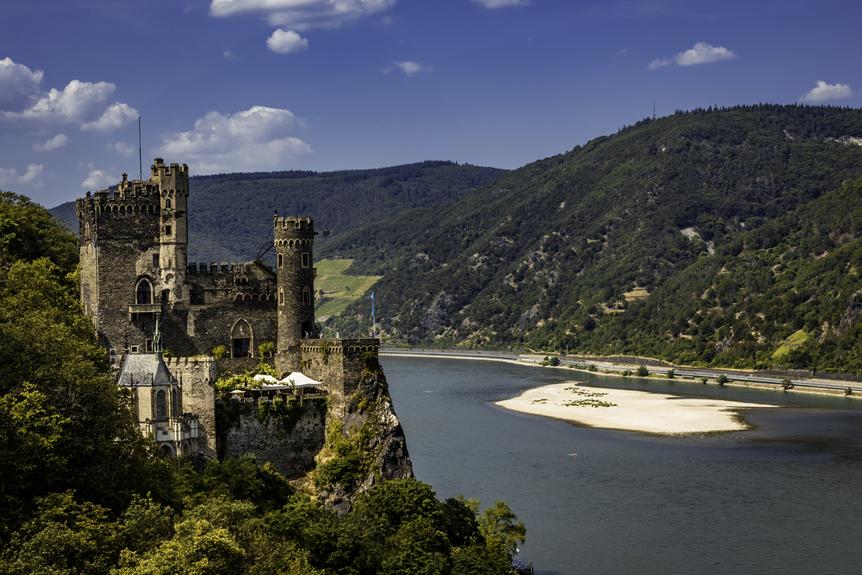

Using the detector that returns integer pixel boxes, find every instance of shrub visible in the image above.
[636,365,649,377]
[717,374,729,385]
[212,344,227,360]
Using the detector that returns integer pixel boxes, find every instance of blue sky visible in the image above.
[1,0,860,207]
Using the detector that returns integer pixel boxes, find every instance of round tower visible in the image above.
[150,158,189,305]
[274,216,318,371]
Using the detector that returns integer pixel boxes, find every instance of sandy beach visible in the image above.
[495,382,775,434]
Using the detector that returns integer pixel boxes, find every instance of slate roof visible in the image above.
[117,353,173,387]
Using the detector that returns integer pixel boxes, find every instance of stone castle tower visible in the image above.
[150,159,189,305]
[274,216,320,372]
[77,158,190,356]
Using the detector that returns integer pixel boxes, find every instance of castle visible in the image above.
[76,159,382,463]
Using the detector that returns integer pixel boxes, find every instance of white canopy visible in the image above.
[285,371,323,388]
[252,372,323,389]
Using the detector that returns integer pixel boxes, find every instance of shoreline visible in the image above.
[380,350,861,400]
[495,382,775,435]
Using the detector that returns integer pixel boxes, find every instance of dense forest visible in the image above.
[51,161,506,262]
[0,192,525,574]
[324,105,862,373]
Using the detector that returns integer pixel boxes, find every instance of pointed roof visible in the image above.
[117,353,173,387]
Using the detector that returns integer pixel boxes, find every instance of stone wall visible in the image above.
[167,357,218,460]
[299,339,380,397]
[218,396,327,478]
[181,304,278,358]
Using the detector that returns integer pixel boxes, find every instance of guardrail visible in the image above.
[380,347,861,395]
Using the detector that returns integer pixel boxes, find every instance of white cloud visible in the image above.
[0,56,43,109]
[210,0,396,31]
[801,80,852,103]
[0,163,44,188]
[647,58,671,70]
[18,163,43,186]
[110,141,136,157]
[648,42,735,70]
[267,28,309,53]
[33,133,68,152]
[224,50,235,59]
[0,62,138,133]
[81,102,138,131]
[18,79,115,122]
[473,0,530,8]
[157,105,312,173]
[81,167,115,190]
[393,60,425,76]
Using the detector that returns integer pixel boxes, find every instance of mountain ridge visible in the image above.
[325,105,862,373]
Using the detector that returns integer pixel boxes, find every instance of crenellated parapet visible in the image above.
[299,338,380,397]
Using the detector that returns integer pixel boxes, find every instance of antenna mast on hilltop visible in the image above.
[138,116,143,180]
[370,291,376,337]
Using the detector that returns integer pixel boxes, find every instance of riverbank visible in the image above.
[495,382,775,434]
[380,349,862,399]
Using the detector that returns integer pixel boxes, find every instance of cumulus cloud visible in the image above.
[18,163,43,185]
[0,163,44,188]
[0,59,138,133]
[801,80,852,103]
[110,141,136,157]
[81,167,115,190]
[649,42,735,70]
[0,57,43,109]
[473,0,530,8]
[267,28,309,53]
[210,0,396,30]
[157,105,312,173]
[81,102,138,131]
[391,60,426,76]
[17,79,115,122]
[33,133,68,152]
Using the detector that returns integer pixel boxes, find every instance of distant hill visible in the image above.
[50,161,507,262]
[325,105,862,373]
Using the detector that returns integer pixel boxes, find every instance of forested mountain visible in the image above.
[326,105,862,373]
[51,161,506,261]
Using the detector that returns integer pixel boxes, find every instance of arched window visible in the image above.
[155,389,167,420]
[231,319,253,358]
[136,278,153,305]
[165,198,172,209]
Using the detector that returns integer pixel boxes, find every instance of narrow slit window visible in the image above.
[278,253,283,268]
[279,289,285,306]
[301,252,310,268]
[164,225,172,236]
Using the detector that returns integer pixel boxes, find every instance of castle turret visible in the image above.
[150,158,189,305]
[274,216,318,372]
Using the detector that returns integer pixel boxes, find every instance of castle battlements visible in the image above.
[164,356,218,369]
[300,339,380,356]
[187,262,269,275]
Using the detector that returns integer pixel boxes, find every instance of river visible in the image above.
[381,356,862,575]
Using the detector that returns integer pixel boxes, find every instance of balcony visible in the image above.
[128,304,161,319]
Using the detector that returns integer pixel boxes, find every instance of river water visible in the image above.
[381,356,862,575]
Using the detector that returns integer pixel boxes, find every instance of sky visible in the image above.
[1,0,860,207]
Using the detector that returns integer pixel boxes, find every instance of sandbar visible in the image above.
[495,382,775,434]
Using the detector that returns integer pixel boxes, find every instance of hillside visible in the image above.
[51,161,506,262]
[325,105,862,373]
